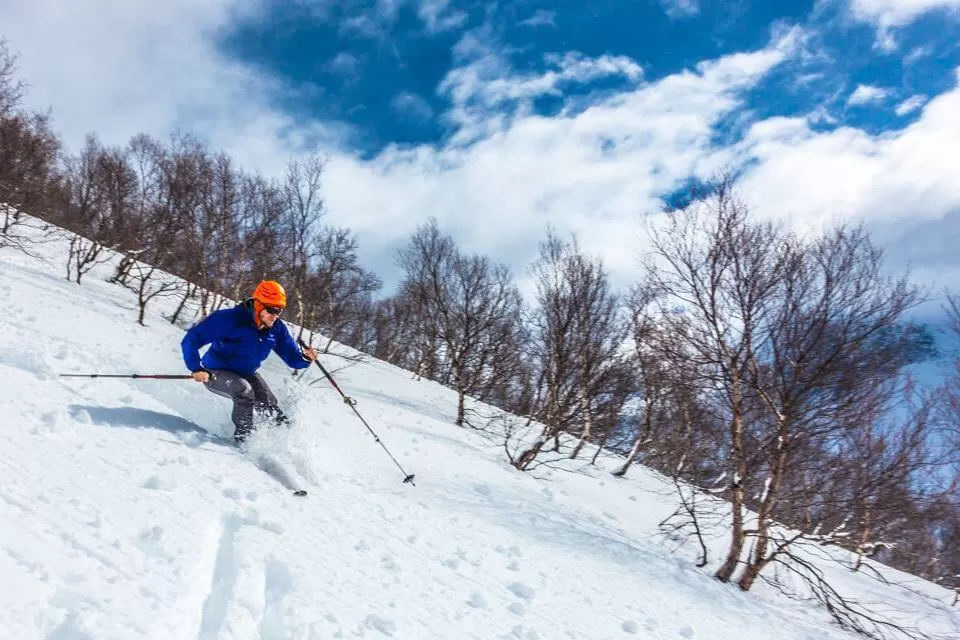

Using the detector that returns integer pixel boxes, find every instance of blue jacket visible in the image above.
[181,300,310,376]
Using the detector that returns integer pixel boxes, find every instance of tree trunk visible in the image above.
[591,428,612,465]
[456,389,466,426]
[169,283,194,325]
[515,435,548,470]
[613,398,655,476]
[110,253,135,285]
[570,382,593,459]
[715,374,747,583]
[853,504,873,572]
[736,422,788,590]
[736,555,770,591]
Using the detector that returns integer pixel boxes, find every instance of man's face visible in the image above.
[259,305,284,328]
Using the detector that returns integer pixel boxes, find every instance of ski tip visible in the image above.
[293,490,308,497]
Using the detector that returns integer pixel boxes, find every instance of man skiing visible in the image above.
[180,280,318,444]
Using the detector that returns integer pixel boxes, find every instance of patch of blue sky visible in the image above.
[218,1,959,156]
[708,3,959,147]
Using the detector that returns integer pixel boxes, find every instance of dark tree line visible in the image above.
[2,37,958,632]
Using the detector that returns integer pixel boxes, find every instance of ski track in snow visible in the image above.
[1,228,958,639]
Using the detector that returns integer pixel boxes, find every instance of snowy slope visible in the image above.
[1,230,958,640]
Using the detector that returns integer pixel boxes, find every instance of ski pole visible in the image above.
[59,373,196,379]
[298,339,416,486]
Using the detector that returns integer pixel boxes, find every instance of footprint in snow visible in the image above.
[504,625,540,640]
[35,411,64,434]
[136,526,167,557]
[142,475,175,491]
[495,545,523,558]
[506,582,535,614]
[380,555,400,573]
[363,613,396,636]
[45,611,95,640]
[466,592,487,609]
[507,582,535,600]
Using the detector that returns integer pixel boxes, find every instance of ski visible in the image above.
[200,431,309,497]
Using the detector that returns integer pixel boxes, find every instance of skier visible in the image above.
[180,280,318,444]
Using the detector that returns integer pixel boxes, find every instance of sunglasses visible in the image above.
[262,305,284,316]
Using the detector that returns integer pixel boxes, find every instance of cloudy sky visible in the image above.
[1,0,959,297]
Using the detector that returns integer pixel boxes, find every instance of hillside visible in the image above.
[0,227,958,640]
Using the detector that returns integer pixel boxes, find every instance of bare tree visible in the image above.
[397,219,523,426]
[941,291,960,468]
[65,233,111,283]
[368,294,420,367]
[125,260,181,326]
[614,281,673,475]
[0,41,58,246]
[0,38,25,118]
[57,135,119,283]
[645,177,927,593]
[309,226,382,350]
[236,171,285,295]
[280,155,326,330]
[643,180,789,578]
[732,228,923,591]
[0,74,60,252]
[514,229,628,469]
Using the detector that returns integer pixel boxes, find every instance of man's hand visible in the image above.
[191,370,210,383]
[301,346,319,362]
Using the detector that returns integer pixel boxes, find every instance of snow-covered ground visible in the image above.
[1,229,958,640]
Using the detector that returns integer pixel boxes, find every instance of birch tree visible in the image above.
[514,229,627,469]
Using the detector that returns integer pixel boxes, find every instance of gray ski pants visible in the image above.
[204,370,288,441]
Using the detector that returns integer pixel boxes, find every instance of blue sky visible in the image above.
[217,0,957,152]
[1,0,959,297]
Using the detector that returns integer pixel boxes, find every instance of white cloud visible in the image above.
[895,94,928,115]
[338,0,467,38]
[320,27,803,286]
[849,0,960,29]
[0,2,805,288]
[732,68,960,239]
[659,0,700,20]
[848,0,960,50]
[417,0,468,33]
[904,44,934,64]
[391,91,434,121]
[2,0,957,297]
[436,33,648,146]
[846,83,890,106]
[339,14,389,40]
[0,0,343,158]
[373,0,405,23]
[518,10,557,28]
[324,52,361,76]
